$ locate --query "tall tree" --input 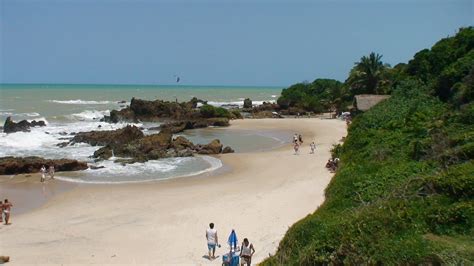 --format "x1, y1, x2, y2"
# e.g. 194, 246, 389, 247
346, 52, 389, 95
